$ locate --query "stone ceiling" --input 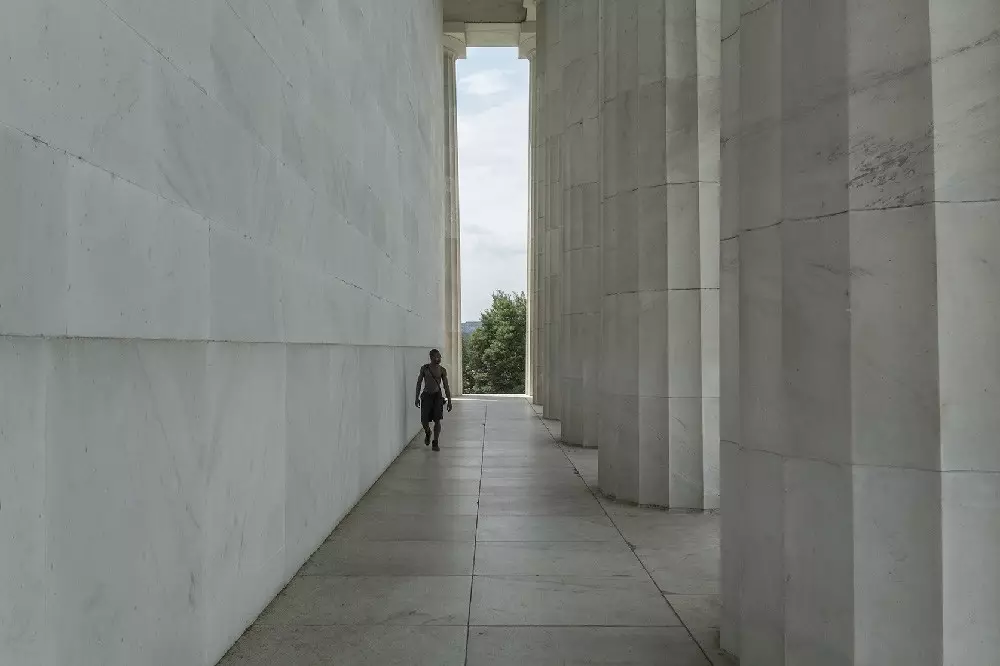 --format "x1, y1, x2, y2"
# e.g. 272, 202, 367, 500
444, 0, 528, 23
